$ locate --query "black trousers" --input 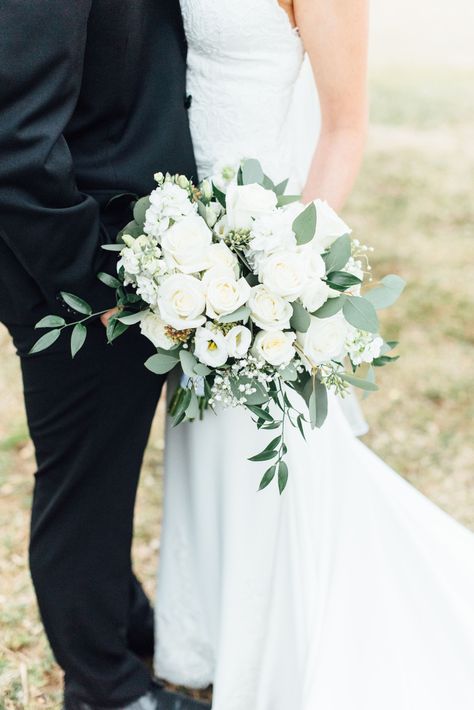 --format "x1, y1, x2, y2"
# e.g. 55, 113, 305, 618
7, 321, 165, 706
